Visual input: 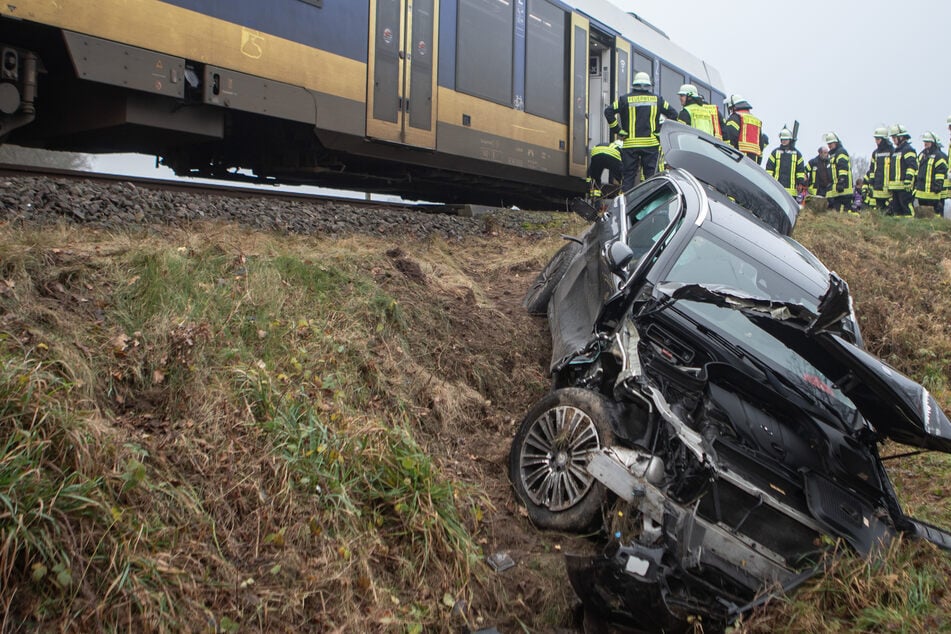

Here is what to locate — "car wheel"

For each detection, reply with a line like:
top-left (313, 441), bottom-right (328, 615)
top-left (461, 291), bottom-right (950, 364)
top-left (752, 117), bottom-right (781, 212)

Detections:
top-left (522, 241), bottom-right (581, 315)
top-left (509, 388), bottom-right (614, 531)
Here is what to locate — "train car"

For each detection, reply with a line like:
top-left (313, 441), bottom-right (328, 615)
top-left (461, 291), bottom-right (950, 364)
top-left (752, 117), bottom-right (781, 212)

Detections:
top-left (0, 0), bottom-right (726, 209)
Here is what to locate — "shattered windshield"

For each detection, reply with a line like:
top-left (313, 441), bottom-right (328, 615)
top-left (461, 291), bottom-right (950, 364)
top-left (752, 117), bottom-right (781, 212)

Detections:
top-left (665, 231), bottom-right (857, 421)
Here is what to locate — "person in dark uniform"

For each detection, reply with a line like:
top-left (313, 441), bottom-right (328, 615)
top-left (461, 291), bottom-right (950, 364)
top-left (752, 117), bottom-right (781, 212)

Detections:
top-left (587, 140), bottom-right (623, 198)
top-left (604, 71), bottom-right (678, 191)
top-left (806, 146), bottom-right (832, 197)
top-left (824, 132), bottom-right (854, 212)
top-left (864, 127), bottom-right (893, 210)
top-left (914, 131), bottom-right (948, 215)
top-left (887, 124), bottom-right (918, 217)
top-left (764, 127), bottom-right (806, 196)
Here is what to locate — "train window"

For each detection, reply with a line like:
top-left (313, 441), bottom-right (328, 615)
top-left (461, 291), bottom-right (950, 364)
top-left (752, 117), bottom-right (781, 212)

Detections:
top-left (457, 0), bottom-right (514, 107)
top-left (696, 84), bottom-right (712, 105)
top-left (524, 0), bottom-right (567, 122)
top-left (633, 51), bottom-right (653, 79)
top-left (659, 63), bottom-right (684, 111)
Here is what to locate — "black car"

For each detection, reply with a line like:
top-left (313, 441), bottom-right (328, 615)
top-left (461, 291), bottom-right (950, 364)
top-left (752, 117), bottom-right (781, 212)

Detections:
top-left (510, 121), bottom-right (951, 631)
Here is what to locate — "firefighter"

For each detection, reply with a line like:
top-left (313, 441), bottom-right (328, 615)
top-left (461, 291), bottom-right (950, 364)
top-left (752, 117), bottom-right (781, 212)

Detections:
top-left (604, 72), bottom-right (679, 191)
top-left (887, 124), bottom-right (918, 217)
top-left (676, 84), bottom-right (723, 139)
top-left (723, 95), bottom-right (767, 163)
top-left (914, 131), bottom-right (948, 216)
top-left (764, 127), bottom-right (806, 197)
top-left (586, 140), bottom-right (623, 198)
top-left (946, 115), bottom-right (951, 201)
top-left (824, 132), bottom-right (854, 212)
top-left (865, 127), bottom-right (893, 211)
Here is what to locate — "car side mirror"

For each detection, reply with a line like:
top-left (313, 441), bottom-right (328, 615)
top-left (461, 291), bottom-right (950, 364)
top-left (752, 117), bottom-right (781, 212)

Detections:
top-left (568, 197), bottom-right (600, 221)
top-left (607, 241), bottom-right (634, 273)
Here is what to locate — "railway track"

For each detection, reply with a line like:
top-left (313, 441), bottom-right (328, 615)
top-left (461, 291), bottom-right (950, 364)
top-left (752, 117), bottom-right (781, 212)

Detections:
top-left (0, 162), bottom-right (445, 211)
top-left (0, 162), bottom-right (567, 239)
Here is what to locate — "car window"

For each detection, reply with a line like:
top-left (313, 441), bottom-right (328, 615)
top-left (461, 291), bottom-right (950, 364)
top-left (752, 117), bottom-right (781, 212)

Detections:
top-left (665, 232), bottom-right (855, 419)
top-left (625, 185), bottom-right (681, 260)
top-left (666, 231), bottom-right (818, 310)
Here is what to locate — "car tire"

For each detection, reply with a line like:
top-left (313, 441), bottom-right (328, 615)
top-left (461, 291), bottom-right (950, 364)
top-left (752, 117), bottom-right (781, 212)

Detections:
top-left (509, 388), bottom-right (614, 532)
top-left (522, 241), bottom-right (581, 315)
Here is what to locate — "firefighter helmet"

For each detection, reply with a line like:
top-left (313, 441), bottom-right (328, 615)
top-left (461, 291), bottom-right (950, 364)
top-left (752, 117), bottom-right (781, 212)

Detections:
top-left (779, 128), bottom-right (793, 141)
top-left (824, 132), bottom-right (840, 145)
top-left (889, 124), bottom-right (910, 138)
top-left (922, 131), bottom-right (938, 144)
top-left (727, 94), bottom-right (751, 109)
top-left (677, 84), bottom-right (699, 98)
top-left (947, 114), bottom-right (951, 125)
top-left (632, 72), bottom-right (652, 88)
top-left (873, 127), bottom-right (889, 139)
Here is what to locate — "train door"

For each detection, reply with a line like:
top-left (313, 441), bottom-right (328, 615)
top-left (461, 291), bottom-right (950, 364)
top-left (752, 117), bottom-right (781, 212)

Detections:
top-left (587, 29), bottom-right (614, 147)
top-left (568, 13), bottom-right (589, 178)
top-left (367, 0), bottom-right (439, 148)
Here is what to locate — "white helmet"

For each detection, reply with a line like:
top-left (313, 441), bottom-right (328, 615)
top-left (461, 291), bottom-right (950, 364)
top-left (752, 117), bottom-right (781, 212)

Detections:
top-left (889, 123), bottom-right (910, 138)
top-left (677, 83), bottom-right (699, 98)
top-left (824, 132), bottom-right (840, 145)
top-left (779, 127), bottom-right (794, 141)
top-left (632, 71), bottom-right (652, 88)
top-left (727, 94), bottom-right (751, 109)
top-left (922, 131), bottom-right (938, 144)
top-left (873, 127), bottom-right (889, 139)
top-left (947, 114), bottom-right (951, 126)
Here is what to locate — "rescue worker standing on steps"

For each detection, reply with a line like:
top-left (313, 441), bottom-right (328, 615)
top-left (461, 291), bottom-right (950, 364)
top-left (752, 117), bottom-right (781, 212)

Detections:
top-left (723, 95), bottom-right (766, 163)
top-left (604, 71), bottom-right (678, 191)
top-left (586, 140), bottom-right (623, 199)
top-left (914, 132), bottom-right (948, 216)
top-left (676, 84), bottom-right (723, 139)
top-left (824, 133), bottom-right (854, 212)
top-left (887, 124), bottom-right (917, 217)
top-left (765, 128), bottom-right (806, 197)
top-left (865, 127), bottom-right (893, 211)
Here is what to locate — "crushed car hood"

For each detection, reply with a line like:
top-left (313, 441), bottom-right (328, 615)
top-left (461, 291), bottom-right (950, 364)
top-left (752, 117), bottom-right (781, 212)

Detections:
top-left (659, 121), bottom-right (799, 235)
top-left (666, 281), bottom-right (951, 452)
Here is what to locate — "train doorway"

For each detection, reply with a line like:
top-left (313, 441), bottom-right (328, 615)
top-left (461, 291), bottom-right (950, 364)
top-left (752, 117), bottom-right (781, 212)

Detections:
top-left (367, 0), bottom-right (439, 148)
top-left (587, 29), bottom-right (614, 148)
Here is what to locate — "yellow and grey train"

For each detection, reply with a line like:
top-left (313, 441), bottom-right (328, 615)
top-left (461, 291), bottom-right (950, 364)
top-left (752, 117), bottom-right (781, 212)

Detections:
top-left (0, 0), bottom-right (725, 209)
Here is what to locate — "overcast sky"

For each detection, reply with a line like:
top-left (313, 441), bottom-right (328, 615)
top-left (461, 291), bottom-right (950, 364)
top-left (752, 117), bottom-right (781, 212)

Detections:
top-left (618, 0), bottom-right (951, 160)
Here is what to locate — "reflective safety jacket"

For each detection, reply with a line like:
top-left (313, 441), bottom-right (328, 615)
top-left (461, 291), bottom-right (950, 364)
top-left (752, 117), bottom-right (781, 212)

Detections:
top-left (887, 140), bottom-right (918, 191)
top-left (590, 142), bottom-right (622, 162)
top-left (865, 139), bottom-right (894, 200)
top-left (604, 90), bottom-right (678, 149)
top-left (678, 99), bottom-right (723, 139)
top-left (828, 145), bottom-right (853, 196)
top-left (914, 147), bottom-right (948, 201)
top-left (724, 110), bottom-right (765, 159)
top-left (765, 146), bottom-right (806, 196)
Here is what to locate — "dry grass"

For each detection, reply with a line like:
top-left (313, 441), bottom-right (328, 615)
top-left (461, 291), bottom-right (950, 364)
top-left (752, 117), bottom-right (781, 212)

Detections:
top-left (1, 208), bottom-right (950, 632)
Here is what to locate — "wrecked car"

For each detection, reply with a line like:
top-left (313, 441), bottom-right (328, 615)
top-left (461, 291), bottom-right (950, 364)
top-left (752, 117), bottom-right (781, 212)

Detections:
top-left (510, 121), bottom-right (951, 631)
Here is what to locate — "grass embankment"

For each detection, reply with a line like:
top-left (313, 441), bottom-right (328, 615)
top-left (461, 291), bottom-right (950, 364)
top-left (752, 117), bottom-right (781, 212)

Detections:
top-left (1, 208), bottom-right (950, 632)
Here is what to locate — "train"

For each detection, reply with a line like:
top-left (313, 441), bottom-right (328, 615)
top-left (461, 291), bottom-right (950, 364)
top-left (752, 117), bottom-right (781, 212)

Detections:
top-left (0, 0), bottom-right (726, 209)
